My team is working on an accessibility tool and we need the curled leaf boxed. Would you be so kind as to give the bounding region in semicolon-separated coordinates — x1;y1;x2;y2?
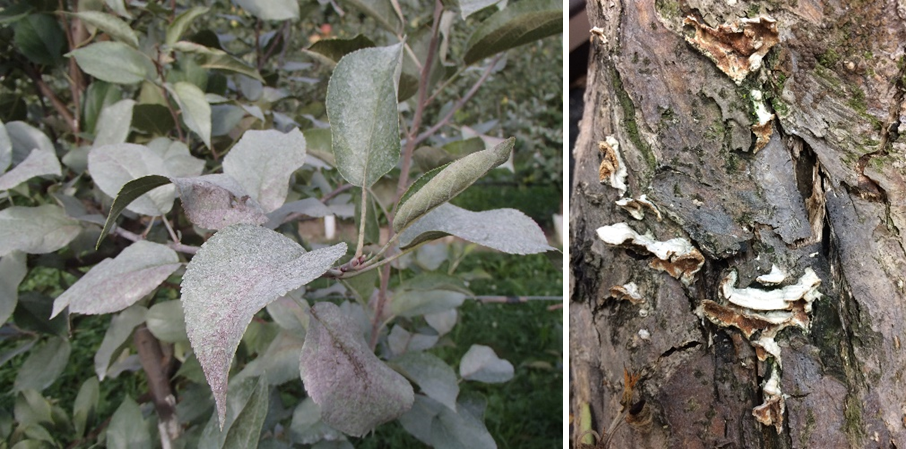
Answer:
394;138;513;232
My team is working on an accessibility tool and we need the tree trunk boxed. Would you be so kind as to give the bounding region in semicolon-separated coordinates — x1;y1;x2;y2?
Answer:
569;1;906;448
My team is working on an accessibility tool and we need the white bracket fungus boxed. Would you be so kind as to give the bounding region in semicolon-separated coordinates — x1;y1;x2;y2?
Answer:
598;136;627;194
596;223;704;285
755;264;786;286
615;195;662;221
721;267;821;311
752;368;785;431
609;282;645;305
590;26;608;45
699;267;823;432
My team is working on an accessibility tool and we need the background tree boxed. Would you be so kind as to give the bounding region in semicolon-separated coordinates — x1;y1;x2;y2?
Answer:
570;0;906;447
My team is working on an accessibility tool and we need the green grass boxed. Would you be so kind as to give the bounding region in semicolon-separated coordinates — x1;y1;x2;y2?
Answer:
453;181;561;230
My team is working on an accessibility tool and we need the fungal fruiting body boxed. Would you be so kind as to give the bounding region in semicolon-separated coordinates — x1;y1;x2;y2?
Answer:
596;223;704;285
598;136;628;194
699;267;823;431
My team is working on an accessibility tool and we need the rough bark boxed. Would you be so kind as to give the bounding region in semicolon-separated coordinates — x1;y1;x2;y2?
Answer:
570;1;906;447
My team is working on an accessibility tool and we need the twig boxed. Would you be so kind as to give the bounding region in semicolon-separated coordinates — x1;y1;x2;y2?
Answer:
154;54;185;142
261;21;289;67
277;20;292;66
394;0;444;202
134;325;179;445
114;227;199;254
60;0;85;143
355;187;368;258
369;264;392;350
21;64;77;135
322;183;353;203
255;19;262;71
65;416;112;449
424;65;467;105
412;54;502;147
161;216;180;244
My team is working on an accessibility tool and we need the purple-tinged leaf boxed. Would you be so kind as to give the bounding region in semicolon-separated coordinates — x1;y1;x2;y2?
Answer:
172;174;268;230
51;241;180;318
300;302;414;436
181;224;346;428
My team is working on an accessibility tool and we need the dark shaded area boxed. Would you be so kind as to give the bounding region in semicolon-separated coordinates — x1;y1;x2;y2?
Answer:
569;86;584;194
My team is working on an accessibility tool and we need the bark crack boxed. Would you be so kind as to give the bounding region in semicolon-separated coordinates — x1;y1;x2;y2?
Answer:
851;56;906;203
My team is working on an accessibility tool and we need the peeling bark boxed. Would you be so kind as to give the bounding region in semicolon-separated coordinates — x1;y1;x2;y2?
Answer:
570;0;906;447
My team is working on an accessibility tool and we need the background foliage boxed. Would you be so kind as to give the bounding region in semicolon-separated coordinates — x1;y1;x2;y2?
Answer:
0;0;562;447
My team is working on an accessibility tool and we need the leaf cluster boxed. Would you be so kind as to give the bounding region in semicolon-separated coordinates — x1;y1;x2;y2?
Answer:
0;0;561;447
